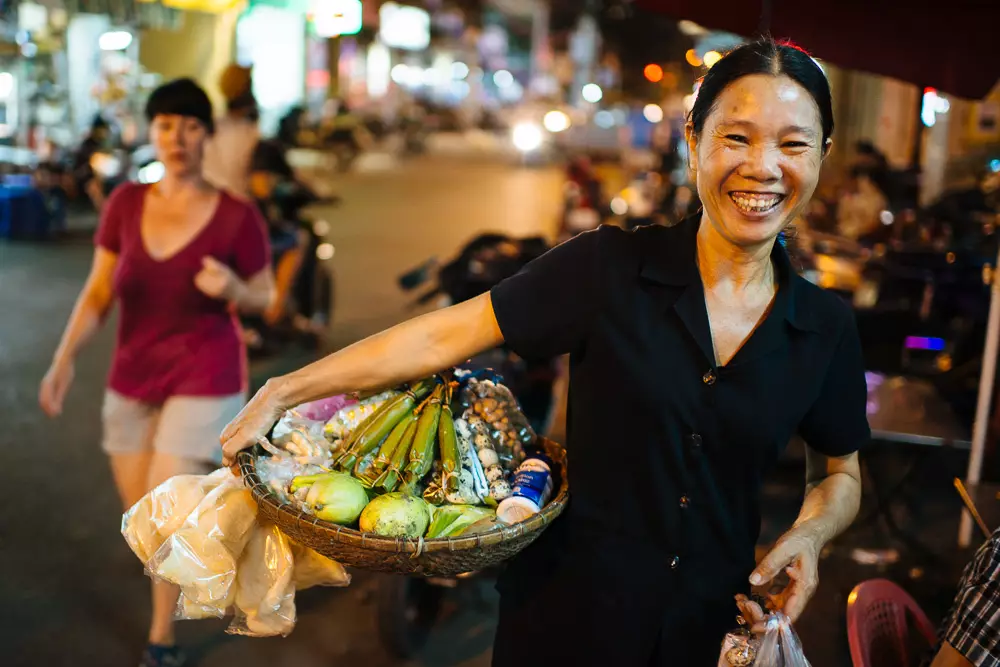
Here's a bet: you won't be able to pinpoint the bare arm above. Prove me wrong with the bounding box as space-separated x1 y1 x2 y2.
793 447 863 544
222 292 504 462
276 292 503 407
745 447 862 626
40 247 117 416
231 266 276 314
53 247 118 367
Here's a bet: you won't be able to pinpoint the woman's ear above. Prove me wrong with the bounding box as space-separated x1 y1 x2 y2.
821 138 833 161
684 122 698 172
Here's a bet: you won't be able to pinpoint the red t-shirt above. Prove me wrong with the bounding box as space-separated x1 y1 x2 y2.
95 182 270 404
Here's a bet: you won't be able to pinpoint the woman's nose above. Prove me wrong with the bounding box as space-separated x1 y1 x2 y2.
739 144 781 182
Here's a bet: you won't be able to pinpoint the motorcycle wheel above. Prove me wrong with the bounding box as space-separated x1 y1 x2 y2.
376 575 444 659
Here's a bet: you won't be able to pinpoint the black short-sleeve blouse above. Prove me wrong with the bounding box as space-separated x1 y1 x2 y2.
490 219 870 593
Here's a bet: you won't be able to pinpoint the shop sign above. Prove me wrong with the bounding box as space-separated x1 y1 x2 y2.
379 2 429 51
311 0 362 38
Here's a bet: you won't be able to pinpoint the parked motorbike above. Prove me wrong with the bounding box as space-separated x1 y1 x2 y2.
244 179 338 357
375 233 556 659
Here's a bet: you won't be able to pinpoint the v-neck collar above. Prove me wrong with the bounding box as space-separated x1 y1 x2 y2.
637 217 821 368
138 184 224 263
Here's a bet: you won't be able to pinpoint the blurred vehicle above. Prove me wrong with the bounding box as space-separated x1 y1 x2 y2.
381 232 557 658
244 141 338 357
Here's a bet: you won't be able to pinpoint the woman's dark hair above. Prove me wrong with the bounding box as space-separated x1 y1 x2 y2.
689 38 834 144
145 78 215 134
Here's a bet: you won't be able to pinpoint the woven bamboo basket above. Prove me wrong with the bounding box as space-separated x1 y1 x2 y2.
238 437 569 577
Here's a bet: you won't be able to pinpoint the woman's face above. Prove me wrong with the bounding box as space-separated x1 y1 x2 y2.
687 74 830 249
150 114 209 177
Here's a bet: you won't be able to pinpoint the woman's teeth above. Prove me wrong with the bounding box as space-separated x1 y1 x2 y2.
729 192 783 213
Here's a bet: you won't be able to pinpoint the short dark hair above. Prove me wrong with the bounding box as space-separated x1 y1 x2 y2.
145 78 215 134
689 37 834 144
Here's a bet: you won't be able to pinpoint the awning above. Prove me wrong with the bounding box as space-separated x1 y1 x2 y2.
636 0 999 100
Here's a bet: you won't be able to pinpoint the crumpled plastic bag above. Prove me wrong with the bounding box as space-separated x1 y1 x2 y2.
293 395 356 423
123 469 352 636
228 521 296 637
122 468 232 564
457 378 533 471
272 412 329 459
717 613 810 667
147 473 258 610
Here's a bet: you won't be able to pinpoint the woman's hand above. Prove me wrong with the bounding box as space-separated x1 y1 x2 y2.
740 528 822 631
195 256 244 303
221 380 286 465
39 360 75 417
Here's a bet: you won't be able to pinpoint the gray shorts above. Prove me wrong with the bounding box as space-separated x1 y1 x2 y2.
101 390 245 464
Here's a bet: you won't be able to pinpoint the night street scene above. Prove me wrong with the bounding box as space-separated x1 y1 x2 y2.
2 1 1000 666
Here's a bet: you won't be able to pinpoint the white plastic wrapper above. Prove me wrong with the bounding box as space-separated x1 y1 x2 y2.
122 469 352 636
273 412 329 458
323 390 399 440
228 522 296 637
148 474 259 611
122 468 233 564
717 613 810 667
257 456 328 504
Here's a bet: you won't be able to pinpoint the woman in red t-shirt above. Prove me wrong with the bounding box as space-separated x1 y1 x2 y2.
39 79 274 667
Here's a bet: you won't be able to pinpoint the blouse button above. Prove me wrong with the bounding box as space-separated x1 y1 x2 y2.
703 370 717 385
679 496 690 509
690 433 702 448
670 556 680 569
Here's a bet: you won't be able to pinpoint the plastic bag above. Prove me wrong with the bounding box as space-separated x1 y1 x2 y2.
122 468 232 563
123 468 352 635
293 395 356 423
148 474 258 611
323 390 399 441
289 540 351 590
717 613 810 667
272 412 329 459
755 613 810 667
256 456 327 504
457 378 533 471
227 522 296 637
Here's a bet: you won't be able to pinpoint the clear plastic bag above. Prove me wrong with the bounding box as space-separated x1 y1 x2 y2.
323 390 399 441
256 456 327 505
148 474 258 611
123 469 352 635
717 613 810 667
457 378 533 471
293 395 356 423
227 522 296 637
122 468 232 564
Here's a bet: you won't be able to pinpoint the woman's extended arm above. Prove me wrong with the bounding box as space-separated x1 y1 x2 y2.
39 247 118 416
221 292 503 463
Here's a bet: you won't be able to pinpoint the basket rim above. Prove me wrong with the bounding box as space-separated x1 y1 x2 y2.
238 437 569 555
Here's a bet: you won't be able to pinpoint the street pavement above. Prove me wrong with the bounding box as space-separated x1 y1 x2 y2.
0 148 985 667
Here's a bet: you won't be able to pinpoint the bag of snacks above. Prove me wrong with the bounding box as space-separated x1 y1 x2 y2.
717 613 810 667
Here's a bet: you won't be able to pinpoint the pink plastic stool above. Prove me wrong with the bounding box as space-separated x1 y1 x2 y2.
846 578 938 667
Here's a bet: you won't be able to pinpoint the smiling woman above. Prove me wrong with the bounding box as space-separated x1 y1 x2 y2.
220 38 868 667
686 39 833 250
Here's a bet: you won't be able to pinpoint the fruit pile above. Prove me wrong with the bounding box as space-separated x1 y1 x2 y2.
266 372 536 540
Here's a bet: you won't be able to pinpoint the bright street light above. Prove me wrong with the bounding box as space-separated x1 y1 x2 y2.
582 83 603 104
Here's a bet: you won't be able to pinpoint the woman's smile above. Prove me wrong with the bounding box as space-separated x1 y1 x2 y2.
727 190 786 218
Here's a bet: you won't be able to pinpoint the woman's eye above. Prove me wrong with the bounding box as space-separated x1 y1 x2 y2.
725 134 748 143
783 141 809 149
